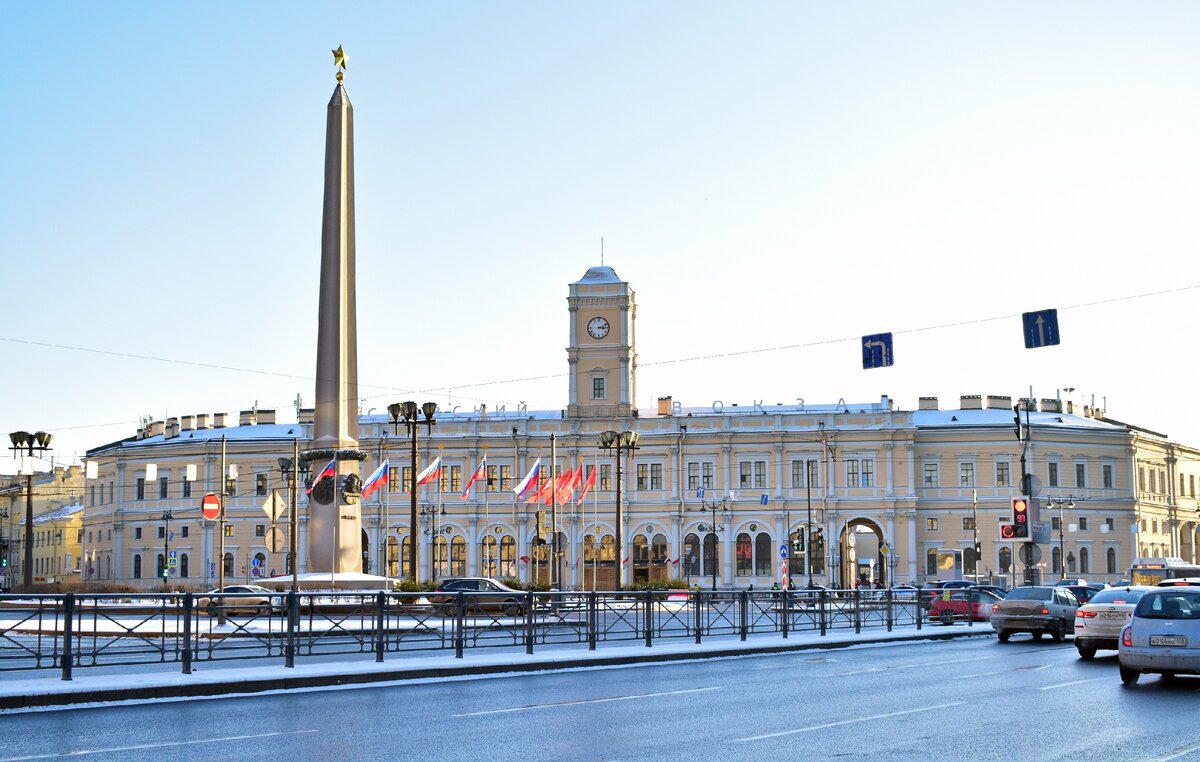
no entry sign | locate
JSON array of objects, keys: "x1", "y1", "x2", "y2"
[{"x1": 201, "y1": 492, "x2": 221, "y2": 521}]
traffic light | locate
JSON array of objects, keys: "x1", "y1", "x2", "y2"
[
  {"x1": 162, "y1": 567, "x2": 169, "y2": 578},
  {"x1": 1012, "y1": 405, "x2": 1022, "y2": 441},
  {"x1": 1012, "y1": 498, "x2": 1029, "y2": 538},
  {"x1": 1000, "y1": 524, "x2": 1015, "y2": 539},
  {"x1": 791, "y1": 534, "x2": 804, "y2": 553},
  {"x1": 0, "y1": 556, "x2": 6, "y2": 567}
]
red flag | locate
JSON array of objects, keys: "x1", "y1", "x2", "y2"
[{"x1": 576, "y1": 466, "x2": 597, "y2": 505}]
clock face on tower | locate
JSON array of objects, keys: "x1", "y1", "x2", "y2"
[{"x1": 586, "y1": 316, "x2": 610, "y2": 339}]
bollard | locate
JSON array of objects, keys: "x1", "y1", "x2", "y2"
[
  {"x1": 61, "y1": 593, "x2": 75, "y2": 681},
  {"x1": 886, "y1": 588, "x2": 893, "y2": 632},
  {"x1": 694, "y1": 589, "x2": 703, "y2": 645},
  {"x1": 588, "y1": 591, "x2": 597, "y2": 651},
  {"x1": 284, "y1": 591, "x2": 297, "y2": 668},
  {"x1": 644, "y1": 590, "x2": 653, "y2": 648},
  {"x1": 455, "y1": 591, "x2": 465, "y2": 658},
  {"x1": 819, "y1": 589, "x2": 827, "y2": 636},
  {"x1": 854, "y1": 588, "x2": 862, "y2": 634},
  {"x1": 781, "y1": 589, "x2": 789, "y2": 639},
  {"x1": 375, "y1": 591, "x2": 387, "y2": 662},
  {"x1": 182, "y1": 593, "x2": 194, "y2": 674}
]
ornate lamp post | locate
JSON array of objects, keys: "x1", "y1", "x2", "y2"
[
  {"x1": 9, "y1": 431, "x2": 52, "y2": 589},
  {"x1": 390, "y1": 401, "x2": 437, "y2": 583},
  {"x1": 1054, "y1": 495, "x2": 1076, "y2": 579},
  {"x1": 160, "y1": 510, "x2": 174, "y2": 586},
  {"x1": 598, "y1": 429, "x2": 639, "y2": 589},
  {"x1": 420, "y1": 503, "x2": 448, "y2": 579},
  {"x1": 690, "y1": 498, "x2": 729, "y2": 590}
]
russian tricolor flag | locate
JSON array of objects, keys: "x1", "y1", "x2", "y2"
[
  {"x1": 513, "y1": 458, "x2": 541, "y2": 498},
  {"x1": 306, "y1": 458, "x2": 337, "y2": 495},
  {"x1": 416, "y1": 456, "x2": 442, "y2": 486},
  {"x1": 361, "y1": 459, "x2": 389, "y2": 499}
]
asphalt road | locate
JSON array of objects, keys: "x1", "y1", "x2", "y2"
[{"x1": 3, "y1": 635, "x2": 1198, "y2": 761}]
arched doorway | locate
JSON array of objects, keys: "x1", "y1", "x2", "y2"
[{"x1": 839, "y1": 518, "x2": 886, "y2": 589}]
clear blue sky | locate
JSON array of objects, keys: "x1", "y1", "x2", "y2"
[{"x1": 3, "y1": 2, "x2": 1200, "y2": 471}]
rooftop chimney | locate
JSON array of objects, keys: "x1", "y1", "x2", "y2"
[
  {"x1": 213, "y1": 413, "x2": 229, "y2": 429},
  {"x1": 657, "y1": 397, "x2": 673, "y2": 416},
  {"x1": 918, "y1": 397, "x2": 938, "y2": 410},
  {"x1": 986, "y1": 395, "x2": 1012, "y2": 410},
  {"x1": 960, "y1": 395, "x2": 982, "y2": 410}
]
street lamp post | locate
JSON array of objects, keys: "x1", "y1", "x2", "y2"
[
  {"x1": 8, "y1": 431, "x2": 52, "y2": 590},
  {"x1": 1056, "y1": 495, "x2": 1075, "y2": 579},
  {"x1": 971, "y1": 489, "x2": 981, "y2": 582},
  {"x1": 598, "y1": 430, "x2": 639, "y2": 590},
  {"x1": 278, "y1": 447, "x2": 309, "y2": 595},
  {"x1": 160, "y1": 510, "x2": 174, "y2": 586},
  {"x1": 690, "y1": 498, "x2": 729, "y2": 590},
  {"x1": 421, "y1": 504, "x2": 447, "y2": 579},
  {"x1": 390, "y1": 401, "x2": 437, "y2": 583}
]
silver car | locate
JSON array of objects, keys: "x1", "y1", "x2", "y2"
[
  {"x1": 1073, "y1": 586, "x2": 1153, "y2": 659},
  {"x1": 991, "y1": 585, "x2": 1079, "y2": 642},
  {"x1": 1119, "y1": 584, "x2": 1200, "y2": 686}
]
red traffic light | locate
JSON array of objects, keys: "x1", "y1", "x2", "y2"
[
  {"x1": 1012, "y1": 498, "x2": 1029, "y2": 538},
  {"x1": 1000, "y1": 524, "x2": 1016, "y2": 539}
]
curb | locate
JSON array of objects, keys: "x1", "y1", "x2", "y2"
[{"x1": 0, "y1": 628, "x2": 991, "y2": 710}]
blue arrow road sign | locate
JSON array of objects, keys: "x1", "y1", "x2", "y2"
[
  {"x1": 862, "y1": 332, "x2": 894, "y2": 369},
  {"x1": 1022, "y1": 308, "x2": 1060, "y2": 349},
  {"x1": 779, "y1": 544, "x2": 788, "y2": 559}
]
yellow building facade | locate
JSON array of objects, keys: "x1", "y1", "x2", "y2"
[
  {"x1": 1, "y1": 466, "x2": 85, "y2": 590},
  {"x1": 79, "y1": 267, "x2": 1200, "y2": 591}
]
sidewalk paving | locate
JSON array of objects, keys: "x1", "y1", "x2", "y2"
[{"x1": 0, "y1": 623, "x2": 995, "y2": 711}]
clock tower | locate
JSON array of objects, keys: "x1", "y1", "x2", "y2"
[{"x1": 567, "y1": 266, "x2": 636, "y2": 418}]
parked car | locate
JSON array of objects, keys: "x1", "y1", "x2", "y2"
[
  {"x1": 991, "y1": 586, "x2": 1080, "y2": 642},
  {"x1": 197, "y1": 585, "x2": 285, "y2": 616},
  {"x1": 970, "y1": 585, "x2": 1008, "y2": 599},
  {"x1": 1063, "y1": 584, "x2": 1105, "y2": 605},
  {"x1": 872, "y1": 584, "x2": 919, "y2": 601},
  {"x1": 1118, "y1": 584, "x2": 1200, "y2": 685},
  {"x1": 920, "y1": 580, "x2": 975, "y2": 611},
  {"x1": 427, "y1": 577, "x2": 528, "y2": 617},
  {"x1": 1074, "y1": 586, "x2": 1154, "y2": 659},
  {"x1": 929, "y1": 589, "x2": 1002, "y2": 624}
]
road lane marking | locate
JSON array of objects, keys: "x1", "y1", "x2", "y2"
[
  {"x1": 452, "y1": 686, "x2": 720, "y2": 716},
  {"x1": 734, "y1": 701, "x2": 966, "y2": 741},
  {"x1": 1038, "y1": 677, "x2": 1110, "y2": 690},
  {"x1": 0, "y1": 730, "x2": 319, "y2": 760},
  {"x1": 1151, "y1": 740, "x2": 1200, "y2": 761},
  {"x1": 953, "y1": 664, "x2": 1051, "y2": 679}
]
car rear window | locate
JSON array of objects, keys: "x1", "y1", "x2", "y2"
[
  {"x1": 1135, "y1": 592, "x2": 1200, "y2": 620},
  {"x1": 1088, "y1": 588, "x2": 1145, "y2": 605},
  {"x1": 1004, "y1": 587, "x2": 1052, "y2": 601}
]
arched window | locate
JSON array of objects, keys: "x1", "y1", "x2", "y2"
[
  {"x1": 1079, "y1": 547, "x2": 1089, "y2": 575},
  {"x1": 1106, "y1": 547, "x2": 1117, "y2": 575},
  {"x1": 683, "y1": 533, "x2": 700, "y2": 577},
  {"x1": 450, "y1": 536, "x2": 466, "y2": 576},
  {"x1": 223, "y1": 552, "x2": 234, "y2": 577},
  {"x1": 156, "y1": 553, "x2": 165, "y2": 579},
  {"x1": 180, "y1": 553, "x2": 189, "y2": 578},
  {"x1": 434, "y1": 536, "x2": 451, "y2": 578},
  {"x1": 1052, "y1": 547, "x2": 1062, "y2": 576},
  {"x1": 480, "y1": 535, "x2": 497, "y2": 578},
  {"x1": 755, "y1": 533, "x2": 772, "y2": 576},
  {"x1": 736, "y1": 533, "x2": 752, "y2": 575},
  {"x1": 132, "y1": 554, "x2": 142, "y2": 579},
  {"x1": 386, "y1": 536, "x2": 399, "y2": 578},
  {"x1": 703, "y1": 532, "x2": 719, "y2": 581},
  {"x1": 787, "y1": 528, "x2": 803, "y2": 576},
  {"x1": 926, "y1": 548, "x2": 938, "y2": 576},
  {"x1": 652, "y1": 534, "x2": 668, "y2": 565},
  {"x1": 633, "y1": 533, "x2": 649, "y2": 566},
  {"x1": 253, "y1": 552, "x2": 266, "y2": 579},
  {"x1": 999, "y1": 547, "x2": 1012, "y2": 575}
]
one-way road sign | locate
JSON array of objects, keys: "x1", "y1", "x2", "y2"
[{"x1": 1022, "y1": 309, "x2": 1060, "y2": 349}]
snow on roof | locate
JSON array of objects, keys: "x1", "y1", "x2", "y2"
[
  {"x1": 575, "y1": 266, "x2": 622, "y2": 284},
  {"x1": 912, "y1": 408, "x2": 1123, "y2": 431},
  {"x1": 123, "y1": 423, "x2": 303, "y2": 448},
  {"x1": 29, "y1": 502, "x2": 84, "y2": 525}
]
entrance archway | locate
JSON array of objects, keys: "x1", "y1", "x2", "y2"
[{"x1": 838, "y1": 518, "x2": 886, "y2": 589}]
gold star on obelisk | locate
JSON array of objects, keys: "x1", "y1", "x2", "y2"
[{"x1": 332, "y1": 45, "x2": 348, "y2": 82}]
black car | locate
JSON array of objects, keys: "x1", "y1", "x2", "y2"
[{"x1": 427, "y1": 577, "x2": 528, "y2": 617}]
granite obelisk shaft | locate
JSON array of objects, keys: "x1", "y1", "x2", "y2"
[{"x1": 308, "y1": 81, "x2": 363, "y2": 573}]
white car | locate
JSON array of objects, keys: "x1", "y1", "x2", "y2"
[
  {"x1": 1073, "y1": 586, "x2": 1153, "y2": 659},
  {"x1": 1118, "y1": 582, "x2": 1200, "y2": 686}
]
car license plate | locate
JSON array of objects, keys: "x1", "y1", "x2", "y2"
[
  {"x1": 1101, "y1": 612, "x2": 1125, "y2": 619},
  {"x1": 1150, "y1": 635, "x2": 1187, "y2": 647}
]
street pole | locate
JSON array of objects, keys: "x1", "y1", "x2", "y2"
[
  {"x1": 162, "y1": 510, "x2": 172, "y2": 586},
  {"x1": 1058, "y1": 497, "x2": 1066, "y2": 580},
  {"x1": 971, "y1": 489, "x2": 980, "y2": 582},
  {"x1": 290, "y1": 437, "x2": 299, "y2": 595},
  {"x1": 550, "y1": 434, "x2": 558, "y2": 590},
  {"x1": 806, "y1": 464, "x2": 814, "y2": 588},
  {"x1": 219, "y1": 434, "x2": 226, "y2": 592}
]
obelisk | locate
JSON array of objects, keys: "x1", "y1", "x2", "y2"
[{"x1": 307, "y1": 45, "x2": 364, "y2": 574}]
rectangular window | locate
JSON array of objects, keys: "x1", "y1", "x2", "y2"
[
  {"x1": 402, "y1": 466, "x2": 413, "y2": 492},
  {"x1": 1191, "y1": 474, "x2": 1196, "y2": 498},
  {"x1": 923, "y1": 464, "x2": 938, "y2": 488},
  {"x1": 1105, "y1": 517, "x2": 1114, "y2": 531},
  {"x1": 1052, "y1": 516, "x2": 1061, "y2": 530},
  {"x1": 739, "y1": 462, "x2": 752, "y2": 489},
  {"x1": 255, "y1": 524, "x2": 265, "y2": 537},
  {"x1": 158, "y1": 476, "x2": 168, "y2": 499},
  {"x1": 136, "y1": 478, "x2": 145, "y2": 501},
  {"x1": 861, "y1": 459, "x2": 874, "y2": 487},
  {"x1": 962, "y1": 517, "x2": 975, "y2": 530},
  {"x1": 1150, "y1": 470, "x2": 1157, "y2": 493},
  {"x1": 499, "y1": 465, "x2": 512, "y2": 492},
  {"x1": 651, "y1": 463, "x2": 663, "y2": 490},
  {"x1": 1103, "y1": 465, "x2": 1113, "y2": 490},
  {"x1": 256, "y1": 474, "x2": 268, "y2": 497},
  {"x1": 926, "y1": 518, "x2": 939, "y2": 531},
  {"x1": 182, "y1": 479, "x2": 192, "y2": 499},
  {"x1": 157, "y1": 526, "x2": 165, "y2": 539},
  {"x1": 592, "y1": 377, "x2": 605, "y2": 400},
  {"x1": 181, "y1": 526, "x2": 189, "y2": 538},
  {"x1": 134, "y1": 527, "x2": 143, "y2": 539},
  {"x1": 1048, "y1": 463, "x2": 1059, "y2": 488},
  {"x1": 847, "y1": 460, "x2": 859, "y2": 488},
  {"x1": 1075, "y1": 463, "x2": 1086, "y2": 489},
  {"x1": 1079, "y1": 517, "x2": 1089, "y2": 531},
  {"x1": 960, "y1": 463, "x2": 974, "y2": 488},
  {"x1": 224, "y1": 525, "x2": 233, "y2": 537},
  {"x1": 89, "y1": 484, "x2": 95, "y2": 506},
  {"x1": 688, "y1": 462, "x2": 700, "y2": 491},
  {"x1": 485, "y1": 465, "x2": 498, "y2": 492},
  {"x1": 389, "y1": 467, "x2": 401, "y2": 493},
  {"x1": 599, "y1": 464, "x2": 612, "y2": 491},
  {"x1": 1138, "y1": 466, "x2": 1146, "y2": 491},
  {"x1": 636, "y1": 463, "x2": 649, "y2": 491},
  {"x1": 996, "y1": 462, "x2": 1010, "y2": 487},
  {"x1": 449, "y1": 465, "x2": 462, "y2": 492}
]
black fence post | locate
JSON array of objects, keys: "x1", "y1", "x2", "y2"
[
  {"x1": 182, "y1": 593, "x2": 194, "y2": 674},
  {"x1": 781, "y1": 589, "x2": 789, "y2": 639},
  {"x1": 61, "y1": 593, "x2": 74, "y2": 681},
  {"x1": 525, "y1": 590, "x2": 535, "y2": 655},
  {"x1": 917, "y1": 592, "x2": 923, "y2": 630},
  {"x1": 885, "y1": 588, "x2": 893, "y2": 632},
  {"x1": 375, "y1": 591, "x2": 387, "y2": 662},
  {"x1": 854, "y1": 588, "x2": 862, "y2": 634},
  {"x1": 644, "y1": 590, "x2": 653, "y2": 648},
  {"x1": 284, "y1": 591, "x2": 297, "y2": 668},
  {"x1": 694, "y1": 590, "x2": 703, "y2": 645},
  {"x1": 455, "y1": 591, "x2": 465, "y2": 658},
  {"x1": 588, "y1": 591, "x2": 597, "y2": 651},
  {"x1": 819, "y1": 589, "x2": 827, "y2": 636}
]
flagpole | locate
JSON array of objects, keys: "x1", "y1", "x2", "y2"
[
  {"x1": 378, "y1": 432, "x2": 386, "y2": 579},
  {"x1": 550, "y1": 434, "x2": 558, "y2": 590},
  {"x1": 482, "y1": 452, "x2": 489, "y2": 577},
  {"x1": 592, "y1": 455, "x2": 598, "y2": 592}
]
